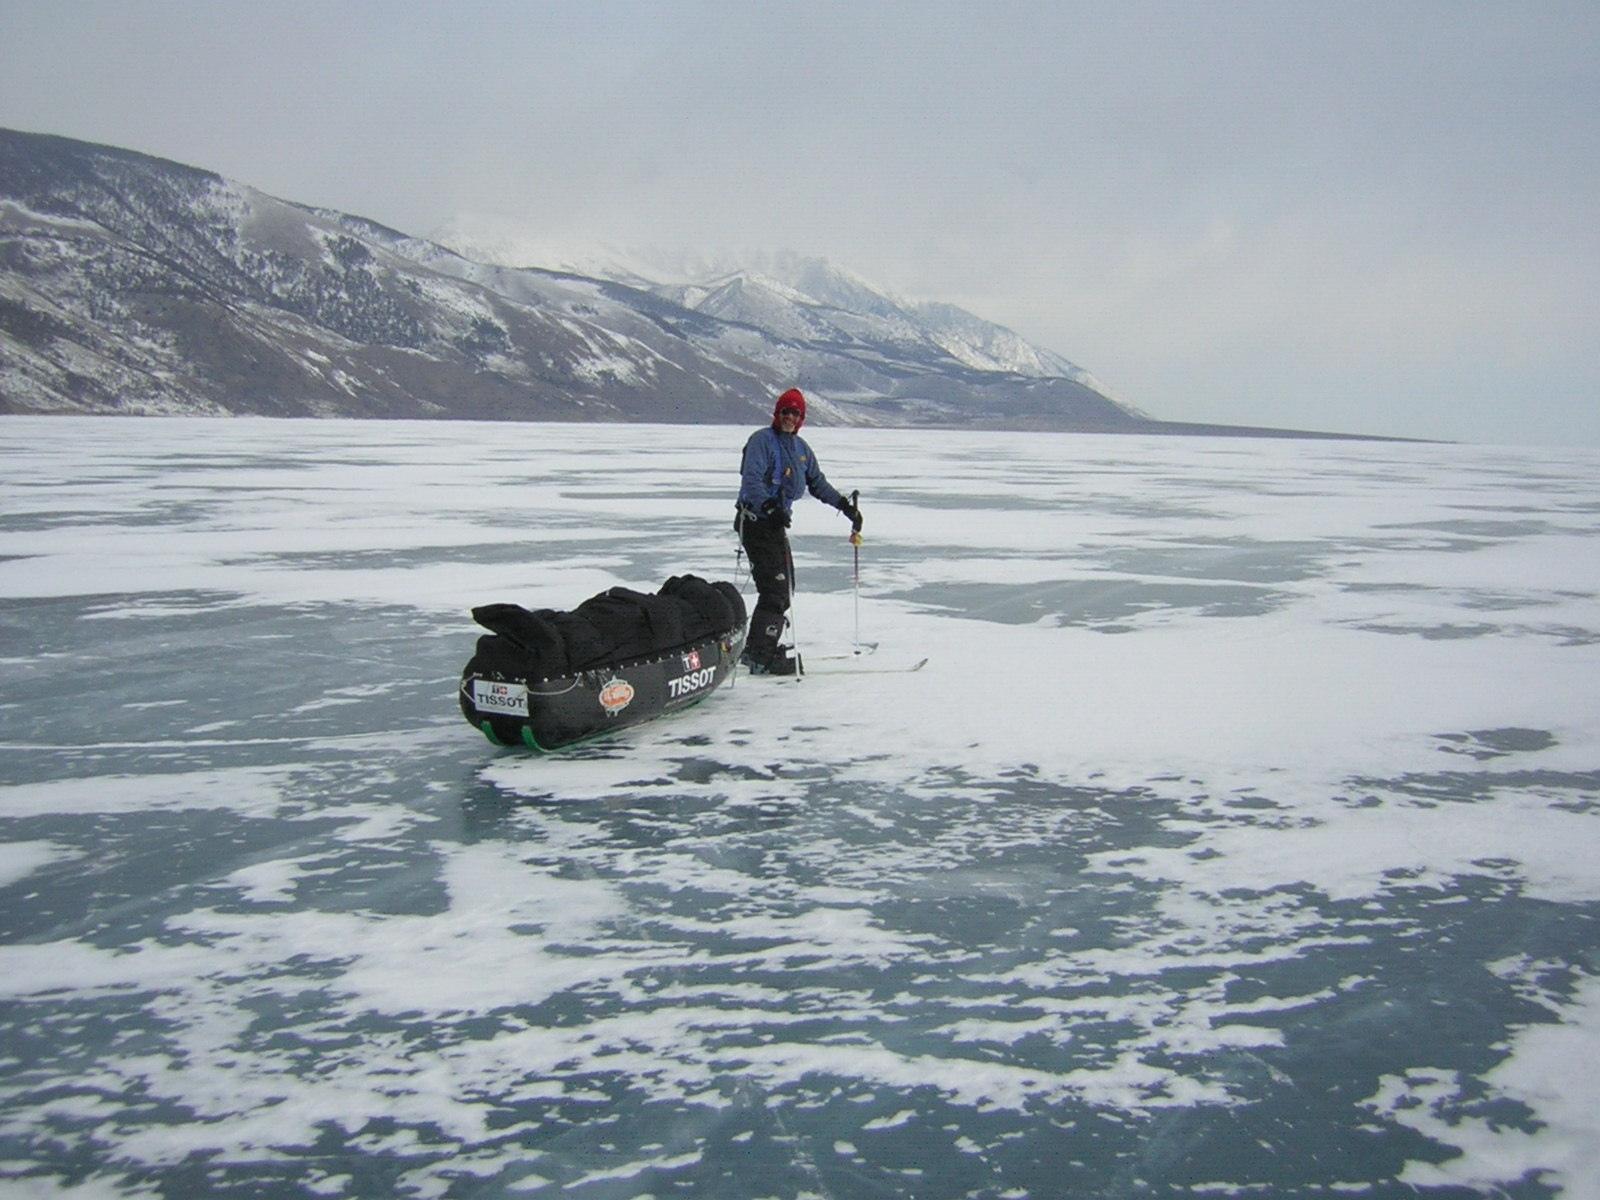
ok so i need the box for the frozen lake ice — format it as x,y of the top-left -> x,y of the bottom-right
1,416 -> 1598,1198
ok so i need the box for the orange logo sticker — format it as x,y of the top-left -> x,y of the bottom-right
598,677 -> 635,716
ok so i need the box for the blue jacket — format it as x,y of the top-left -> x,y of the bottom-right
738,426 -> 844,519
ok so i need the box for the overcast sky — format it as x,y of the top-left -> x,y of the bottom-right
4,1 -> 1597,445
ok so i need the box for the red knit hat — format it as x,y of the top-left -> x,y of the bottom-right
773,388 -> 807,430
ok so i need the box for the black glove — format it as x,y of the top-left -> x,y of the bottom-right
837,495 -> 863,533
760,498 -> 791,528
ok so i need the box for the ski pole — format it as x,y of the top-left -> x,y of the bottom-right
790,540 -> 806,681
732,507 -> 749,590
730,507 -> 746,687
849,490 -> 862,655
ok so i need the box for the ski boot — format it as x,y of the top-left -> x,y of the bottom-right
740,646 -> 801,676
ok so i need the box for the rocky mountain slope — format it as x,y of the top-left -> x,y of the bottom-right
431,228 -> 1119,388
1,128 -> 1140,429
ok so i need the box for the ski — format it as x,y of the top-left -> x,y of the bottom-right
807,642 -> 880,662
803,656 -> 928,677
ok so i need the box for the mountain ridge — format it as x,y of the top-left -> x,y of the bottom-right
427,226 -> 1112,388
1,128 -> 1401,440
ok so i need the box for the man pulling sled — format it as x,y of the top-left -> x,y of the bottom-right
735,388 -> 864,675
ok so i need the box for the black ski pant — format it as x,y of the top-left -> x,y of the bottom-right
740,515 -> 794,664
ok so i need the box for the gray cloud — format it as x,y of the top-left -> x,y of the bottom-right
3,0 -> 1597,443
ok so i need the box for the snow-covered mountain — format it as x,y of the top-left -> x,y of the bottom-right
0,128 -> 1145,428
432,223 -> 1120,389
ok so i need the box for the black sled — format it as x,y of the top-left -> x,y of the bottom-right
459,575 -> 747,752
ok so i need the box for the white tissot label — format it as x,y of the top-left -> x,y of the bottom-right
473,679 -> 529,717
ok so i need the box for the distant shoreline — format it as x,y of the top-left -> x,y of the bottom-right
0,409 -> 1434,444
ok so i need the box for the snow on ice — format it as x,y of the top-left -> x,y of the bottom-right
0,416 -> 1597,1198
